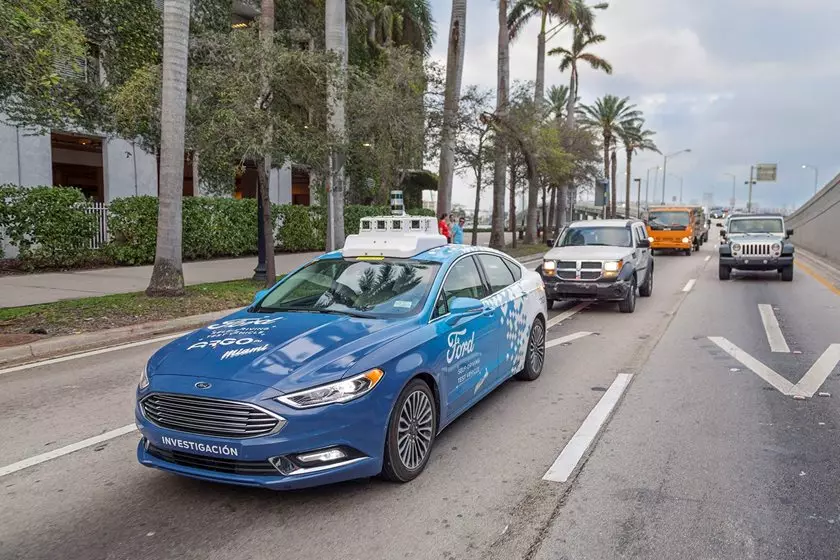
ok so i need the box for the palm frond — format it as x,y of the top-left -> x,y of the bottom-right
578,52 -> 612,74
507,0 -> 538,39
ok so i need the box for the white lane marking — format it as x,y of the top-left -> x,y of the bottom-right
714,244 -> 719,250
682,279 -> 696,292
0,332 -> 190,376
0,424 -> 137,478
546,302 -> 590,329
792,345 -> 840,398
704,255 -> 711,262
708,337 -> 795,395
546,332 -> 594,349
543,373 -> 633,483
758,304 -> 791,353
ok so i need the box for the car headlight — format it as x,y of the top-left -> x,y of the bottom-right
277,369 -> 384,409
603,260 -> 623,272
543,260 -> 556,275
771,242 -> 782,254
139,364 -> 150,390
682,237 -> 691,243
731,243 -> 742,253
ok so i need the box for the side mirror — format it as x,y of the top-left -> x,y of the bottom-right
446,297 -> 484,325
637,238 -> 651,249
252,288 -> 269,305
786,229 -> 794,238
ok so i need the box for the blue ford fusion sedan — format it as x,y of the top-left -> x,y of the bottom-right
136,217 -> 547,490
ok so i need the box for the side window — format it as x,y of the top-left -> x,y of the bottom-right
442,257 -> 487,307
503,258 -> 522,281
433,290 -> 448,319
633,224 -> 645,245
477,254 -> 515,294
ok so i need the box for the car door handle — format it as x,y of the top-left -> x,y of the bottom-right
482,309 -> 494,317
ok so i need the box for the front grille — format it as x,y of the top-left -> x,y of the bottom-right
558,270 -> 576,279
141,393 -> 284,438
740,243 -> 772,257
580,271 -> 600,280
146,443 -> 279,476
581,261 -> 601,269
554,260 -> 603,281
557,261 -> 577,268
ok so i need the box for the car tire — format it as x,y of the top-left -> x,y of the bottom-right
781,265 -> 794,282
618,276 -> 637,313
684,249 -> 692,256
639,265 -> 653,297
516,318 -> 545,381
719,264 -> 731,280
381,378 -> 437,483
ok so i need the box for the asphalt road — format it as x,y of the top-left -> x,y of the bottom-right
2,235 -> 839,560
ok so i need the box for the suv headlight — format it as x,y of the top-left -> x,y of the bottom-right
604,260 -> 623,272
276,369 -> 384,409
771,242 -> 782,254
543,260 -> 556,275
139,364 -> 150,390
731,243 -> 742,253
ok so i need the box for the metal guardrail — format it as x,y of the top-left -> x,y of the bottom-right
786,172 -> 840,266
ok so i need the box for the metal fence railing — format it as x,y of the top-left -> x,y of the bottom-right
82,202 -> 109,249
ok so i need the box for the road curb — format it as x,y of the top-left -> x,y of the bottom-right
0,307 -> 242,368
795,247 -> 840,294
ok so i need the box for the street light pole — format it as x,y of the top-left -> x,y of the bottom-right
723,172 -> 736,209
802,164 -> 819,194
661,149 -> 692,204
746,165 -> 755,213
634,178 -> 642,217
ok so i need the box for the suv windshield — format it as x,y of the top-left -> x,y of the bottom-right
257,259 -> 440,318
648,211 -> 691,229
728,218 -> 784,234
558,226 -> 632,248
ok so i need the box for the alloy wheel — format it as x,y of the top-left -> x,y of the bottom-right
397,390 -> 434,470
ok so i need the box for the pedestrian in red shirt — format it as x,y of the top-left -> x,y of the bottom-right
438,213 -> 452,242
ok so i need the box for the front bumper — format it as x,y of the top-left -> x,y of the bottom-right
651,240 -> 692,250
719,255 -> 794,270
135,377 -> 388,490
541,275 -> 630,301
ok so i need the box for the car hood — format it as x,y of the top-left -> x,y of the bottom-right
727,233 -> 785,242
544,245 -> 631,262
150,309 -> 418,393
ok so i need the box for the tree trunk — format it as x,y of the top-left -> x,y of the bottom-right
602,133 -> 610,218
610,149 -> 618,218
624,149 -> 632,220
436,0 -> 467,217
471,162 -> 482,246
508,158 -> 517,249
547,184 -> 556,237
490,0 -> 509,249
326,0 -> 347,250
525,169 -> 538,244
540,182 -> 547,242
256,156 -> 276,284
557,69 -> 576,228
146,0 -> 190,297
534,11 -> 547,108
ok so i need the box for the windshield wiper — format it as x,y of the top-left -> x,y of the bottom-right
259,306 -> 371,318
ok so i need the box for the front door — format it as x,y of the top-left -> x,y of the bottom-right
433,256 -> 498,421
632,223 -> 651,283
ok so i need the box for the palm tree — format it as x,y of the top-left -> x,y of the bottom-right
545,84 -> 572,120
507,0 -> 603,108
436,0 -> 467,217
146,0 -> 191,297
549,25 -> 610,227
362,0 -> 436,54
490,0 -> 510,249
617,123 -> 659,218
326,0 -> 348,250
577,95 -> 641,217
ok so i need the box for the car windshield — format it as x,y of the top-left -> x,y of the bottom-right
648,211 -> 691,229
558,226 -> 632,248
256,259 -> 440,318
728,218 -> 784,234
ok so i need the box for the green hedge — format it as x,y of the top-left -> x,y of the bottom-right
0,185 -> 96,267
0,186 -> 439,268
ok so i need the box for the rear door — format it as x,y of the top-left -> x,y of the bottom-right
631,223 -> 650,283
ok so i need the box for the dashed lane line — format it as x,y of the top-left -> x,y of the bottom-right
546,302 -> 590,329
546,332 -> 594,349
0,424 -> 137,478
758,304 -> 791,353
542,373 -> 633,483
0,332 -> 190,377
704,255 -> 711,262
682,279 -> 697,292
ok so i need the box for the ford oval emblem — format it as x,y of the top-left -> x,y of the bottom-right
195,381 -> 212,390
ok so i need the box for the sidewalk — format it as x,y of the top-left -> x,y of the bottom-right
0,231 -> 525,308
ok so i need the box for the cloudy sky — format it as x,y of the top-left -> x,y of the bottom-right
426,0 -> 840,211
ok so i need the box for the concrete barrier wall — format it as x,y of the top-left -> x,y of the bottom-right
786,172 -> 840,266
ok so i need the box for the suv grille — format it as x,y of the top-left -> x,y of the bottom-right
739,243 -> 772,257
555,260 -> 603,281
146,443 -> 279,476
141,393 -> 285,438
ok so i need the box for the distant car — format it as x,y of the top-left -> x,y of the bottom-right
539,219 -> 653,313
136,216 -> 548,490
709,208 -> 725,219
718,214 -> 794,281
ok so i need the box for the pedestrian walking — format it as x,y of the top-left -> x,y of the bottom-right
438,213 -> 452,243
